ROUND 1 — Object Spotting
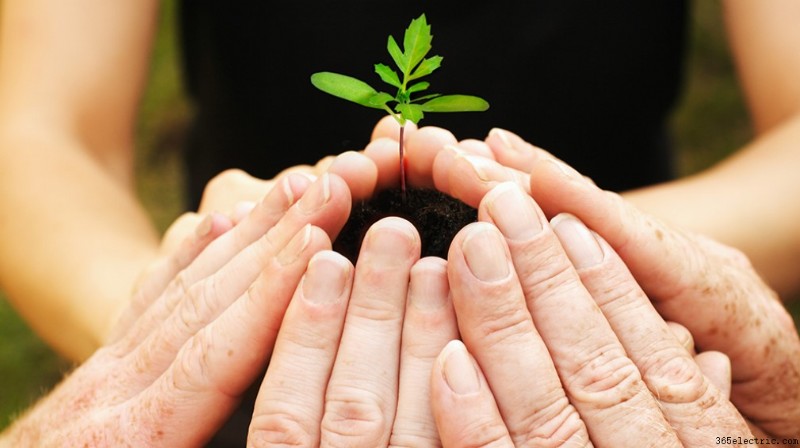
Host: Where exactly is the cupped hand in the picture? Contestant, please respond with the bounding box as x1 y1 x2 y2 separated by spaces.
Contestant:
249 217 459 447
433 128 800 441
1 173 352 447
431 183 752 447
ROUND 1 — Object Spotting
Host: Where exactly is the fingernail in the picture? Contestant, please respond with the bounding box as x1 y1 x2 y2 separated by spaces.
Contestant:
232 201 256 222
489 128 513 150
461 224 509 281
362 218 418 267
298 173 331 214
408 258 449 310
547 159 583 180
303 252 350 303
461 155 491 182
277 224 312 265
486 183 543 239
551 214 604 269
441 341 480 395
281 177 296 205
195 214 214 238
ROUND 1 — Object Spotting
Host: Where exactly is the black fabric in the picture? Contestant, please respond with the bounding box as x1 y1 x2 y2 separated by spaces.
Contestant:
177 2 689 445
180 1 688 210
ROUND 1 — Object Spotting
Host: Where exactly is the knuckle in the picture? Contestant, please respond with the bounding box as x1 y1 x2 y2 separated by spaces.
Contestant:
248 413 316 447
515 396 588 447
172 333 213 394
472 306 535 350
564 346 644 410
178 277 218 334
321 393 388 447
451 420 513 448
644 353 709 404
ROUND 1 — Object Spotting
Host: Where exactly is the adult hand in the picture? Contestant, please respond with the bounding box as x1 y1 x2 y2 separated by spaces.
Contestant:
249 217 459 447
432 183 752 446
431 128 800 441
1 173 352 447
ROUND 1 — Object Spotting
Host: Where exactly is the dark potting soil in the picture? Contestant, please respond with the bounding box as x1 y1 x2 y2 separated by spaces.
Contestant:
333 188 477 263
333 188 478 264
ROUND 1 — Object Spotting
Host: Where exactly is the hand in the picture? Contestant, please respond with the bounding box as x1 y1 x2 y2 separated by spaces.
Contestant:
1 174 352 447
430 128 800 441
248 217 458 446
431 183 752 446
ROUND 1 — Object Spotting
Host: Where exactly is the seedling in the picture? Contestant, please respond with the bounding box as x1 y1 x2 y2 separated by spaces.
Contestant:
311 14 489 195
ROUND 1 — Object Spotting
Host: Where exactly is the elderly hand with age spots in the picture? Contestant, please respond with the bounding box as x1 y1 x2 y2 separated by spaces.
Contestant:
423 182 752 446
0 173 353 447
412 126 800 443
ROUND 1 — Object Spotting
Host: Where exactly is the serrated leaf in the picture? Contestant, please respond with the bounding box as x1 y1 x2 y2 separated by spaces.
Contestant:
396 103 425 124
403 14 433 73
420 95 490 112
406 82 430 94
311 72 386 109
409 56 442 81
374 64 401 88
387 36 406 73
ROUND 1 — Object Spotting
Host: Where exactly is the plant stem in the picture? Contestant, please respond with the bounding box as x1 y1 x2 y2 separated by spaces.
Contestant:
399 125 407 201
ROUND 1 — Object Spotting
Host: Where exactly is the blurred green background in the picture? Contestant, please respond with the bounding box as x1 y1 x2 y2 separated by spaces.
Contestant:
1 0 798 430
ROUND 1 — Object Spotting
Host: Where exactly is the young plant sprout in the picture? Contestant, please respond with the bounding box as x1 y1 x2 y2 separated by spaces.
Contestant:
311 14 489 195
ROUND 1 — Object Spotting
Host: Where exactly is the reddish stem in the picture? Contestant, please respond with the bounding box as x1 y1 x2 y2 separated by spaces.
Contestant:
399 125 407 200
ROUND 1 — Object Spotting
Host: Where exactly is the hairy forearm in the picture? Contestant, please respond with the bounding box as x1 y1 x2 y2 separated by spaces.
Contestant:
0 132 159 361
624 114 800 299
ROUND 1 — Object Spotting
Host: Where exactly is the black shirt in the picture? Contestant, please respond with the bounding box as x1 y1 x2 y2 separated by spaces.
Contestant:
180 1 688 209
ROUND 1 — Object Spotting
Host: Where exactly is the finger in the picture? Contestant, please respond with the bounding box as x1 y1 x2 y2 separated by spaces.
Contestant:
364 137 402 191
127 225 331 446
666 322 695 355
327 151 378 200
390 257 458 447
430 341 514 448
198 168 273 215
249 251 354 447
447 221 590 446
371 114 418 142
107 212 233 343
118 174 350 355
123 223 328 387
404 126 457 189
529 158 800 436
433 146 530 208
476 183 679 447
694 351 732 400
320 218 420 447
485 128 557 173
456 138 495 160
551 213 751 444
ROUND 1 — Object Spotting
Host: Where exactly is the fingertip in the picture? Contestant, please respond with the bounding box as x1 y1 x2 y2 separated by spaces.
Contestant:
327 151 378 201
694 351 732 399
406 126 457 188
364 137 401 191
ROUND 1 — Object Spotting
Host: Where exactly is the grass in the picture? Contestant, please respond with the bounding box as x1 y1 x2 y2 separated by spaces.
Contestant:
1 0 798 430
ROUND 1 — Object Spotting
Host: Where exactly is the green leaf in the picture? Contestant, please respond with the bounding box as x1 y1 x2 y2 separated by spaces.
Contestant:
310 72 387 109
420 95 490 112
387 36 406 73
396 103 425 124
410 93 442 103
367 92 394 108
409 56 442 81
406 82 430 94
374 64 401 88
403 14 433 73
